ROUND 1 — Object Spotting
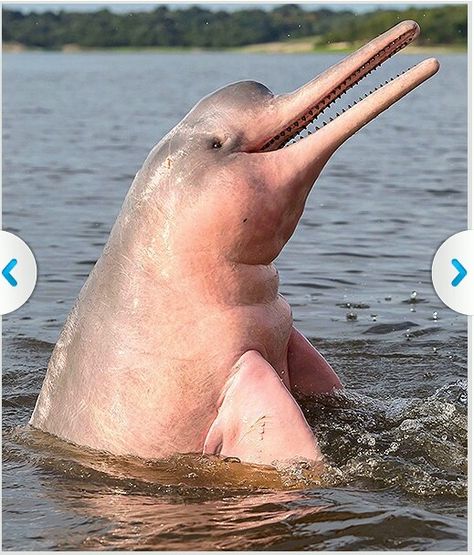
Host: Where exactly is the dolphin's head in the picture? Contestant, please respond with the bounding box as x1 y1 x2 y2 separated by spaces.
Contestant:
142 21 439 266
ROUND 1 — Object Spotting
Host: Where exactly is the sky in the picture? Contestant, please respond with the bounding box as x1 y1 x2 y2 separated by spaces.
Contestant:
4 2 446 13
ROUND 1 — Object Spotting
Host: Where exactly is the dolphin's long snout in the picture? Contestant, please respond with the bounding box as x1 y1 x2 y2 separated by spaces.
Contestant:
259 20 438 157
253 20 439 197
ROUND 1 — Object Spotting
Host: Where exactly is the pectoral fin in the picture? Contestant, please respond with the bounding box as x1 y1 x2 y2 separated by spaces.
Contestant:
204 350 321 466
287 327 342 399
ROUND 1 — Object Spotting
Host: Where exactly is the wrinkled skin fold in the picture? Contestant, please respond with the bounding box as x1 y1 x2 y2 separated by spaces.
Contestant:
30 21 439 467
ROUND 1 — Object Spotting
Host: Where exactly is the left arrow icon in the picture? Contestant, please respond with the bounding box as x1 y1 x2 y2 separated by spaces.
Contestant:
2 258 18 287
0 231 37 314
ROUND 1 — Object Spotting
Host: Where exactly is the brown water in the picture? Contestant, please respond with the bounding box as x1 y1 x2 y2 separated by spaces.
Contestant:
2 51 468 550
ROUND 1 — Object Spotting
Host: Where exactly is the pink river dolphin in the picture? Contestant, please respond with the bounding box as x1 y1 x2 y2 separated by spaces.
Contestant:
30 21 439 467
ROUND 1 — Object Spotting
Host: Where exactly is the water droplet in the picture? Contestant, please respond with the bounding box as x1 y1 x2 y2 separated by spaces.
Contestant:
386 441 400 453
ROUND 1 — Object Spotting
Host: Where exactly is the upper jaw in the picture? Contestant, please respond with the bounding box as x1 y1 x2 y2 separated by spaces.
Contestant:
251 20 438 155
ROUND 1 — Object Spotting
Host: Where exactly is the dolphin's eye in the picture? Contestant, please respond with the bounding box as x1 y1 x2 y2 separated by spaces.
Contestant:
211 139 222 149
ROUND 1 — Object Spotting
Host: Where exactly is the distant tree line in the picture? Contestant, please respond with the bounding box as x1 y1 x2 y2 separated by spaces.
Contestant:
323 5 467 46
2 4 467 49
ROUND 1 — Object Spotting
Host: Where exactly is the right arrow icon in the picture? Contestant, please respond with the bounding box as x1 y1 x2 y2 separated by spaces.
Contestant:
451 258 467 287
432 231 474 315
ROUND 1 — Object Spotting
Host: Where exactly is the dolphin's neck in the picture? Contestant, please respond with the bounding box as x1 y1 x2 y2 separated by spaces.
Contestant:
98 206 280 312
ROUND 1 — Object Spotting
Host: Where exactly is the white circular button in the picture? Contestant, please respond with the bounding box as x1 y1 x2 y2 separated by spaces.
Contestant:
0 230 37 315
432 230 474 316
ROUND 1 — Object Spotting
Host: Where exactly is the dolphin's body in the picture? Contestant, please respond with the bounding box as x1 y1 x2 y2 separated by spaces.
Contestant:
30 21 438 466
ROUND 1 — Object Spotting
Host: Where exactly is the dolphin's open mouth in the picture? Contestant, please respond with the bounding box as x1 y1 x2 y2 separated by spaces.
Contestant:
258 21 438 153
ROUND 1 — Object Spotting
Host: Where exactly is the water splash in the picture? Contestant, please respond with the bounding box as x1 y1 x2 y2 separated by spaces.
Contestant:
304 382 467 498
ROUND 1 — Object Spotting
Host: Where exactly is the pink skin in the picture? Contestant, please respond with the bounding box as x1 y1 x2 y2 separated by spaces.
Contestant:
30 21 439 467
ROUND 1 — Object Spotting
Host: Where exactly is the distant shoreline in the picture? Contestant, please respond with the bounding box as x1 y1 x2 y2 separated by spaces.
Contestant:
3 41 467 55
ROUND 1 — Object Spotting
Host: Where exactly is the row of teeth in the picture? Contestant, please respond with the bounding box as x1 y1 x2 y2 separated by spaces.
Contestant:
261 30 415 151
285 65 415 146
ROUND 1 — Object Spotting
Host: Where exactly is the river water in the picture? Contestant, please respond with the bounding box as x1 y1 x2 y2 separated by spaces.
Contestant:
2 51 467 550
